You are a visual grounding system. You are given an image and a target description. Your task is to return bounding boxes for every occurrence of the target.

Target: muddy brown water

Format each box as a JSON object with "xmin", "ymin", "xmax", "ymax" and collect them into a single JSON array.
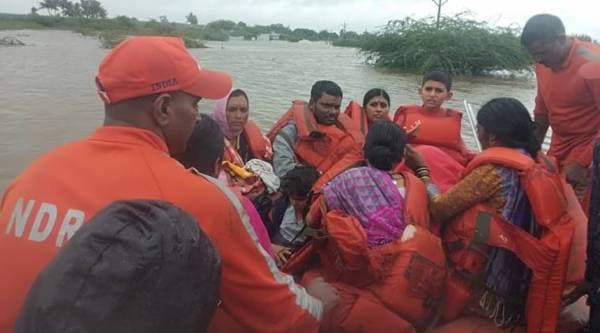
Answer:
[{"xmin": 0, "ymin": 30, "xmax": 537, "ymax": 191}]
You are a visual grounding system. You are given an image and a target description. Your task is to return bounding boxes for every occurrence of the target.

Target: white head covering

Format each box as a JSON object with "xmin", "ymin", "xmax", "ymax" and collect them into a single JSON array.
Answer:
[{"xmin": 244, "ymin": 159, "xmax": 280, "ymax": 194}]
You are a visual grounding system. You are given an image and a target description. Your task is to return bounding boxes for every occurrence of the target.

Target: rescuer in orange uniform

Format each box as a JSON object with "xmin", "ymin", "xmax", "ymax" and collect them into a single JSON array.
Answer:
[
  {"xmin": 522, "ymin": 14, "xmax": 600, "ymax": 207},
  {"xmin": 0, "ymin": 36, "xmax": 338, "ymax": 332}
]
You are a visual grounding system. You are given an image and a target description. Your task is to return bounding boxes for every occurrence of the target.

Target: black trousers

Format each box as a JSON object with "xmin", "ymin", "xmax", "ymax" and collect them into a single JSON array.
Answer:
[{"xmin": 587, "ymin": 287, "xmax": 600, "ymax": 332}]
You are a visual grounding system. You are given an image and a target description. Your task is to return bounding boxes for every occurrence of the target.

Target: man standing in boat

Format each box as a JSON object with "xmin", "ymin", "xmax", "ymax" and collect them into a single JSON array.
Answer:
[
  {"xmin": 267, "ymin": 80, "xmax": 364, "ymax": 179},
  {"xmin": 576, "ymin": 59, "xmax": 600, "ymax": 332},
  {"xmin": 521, "ymin": 14, "xmax": 600, "ymax": 206}
]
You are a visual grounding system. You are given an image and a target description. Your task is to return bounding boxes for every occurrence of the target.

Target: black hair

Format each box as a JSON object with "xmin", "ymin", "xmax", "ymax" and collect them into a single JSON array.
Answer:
[
  {"xmin": 363, "ymin": 121, "xmax": 407, "ymax": 171},
  {"xmin": 280, "ymin": 166, "xmax": 320, "ymax": 197},
  {"xmin": 228, "ymin": 89, "xmax": 249, "ymax": 106},
  {"xmin": 422, "ymin": 71, "xmax": 452, "ymax": 91},
  {"xmin": 521, "ymin": 14, "xmax": 566, "ymax": 47},
  {"xmin": 15, "ymin": 200, "xmax": 221, "ymax": 333},
  {"xmin": 310, "ymin": 80, "xmax": 343, "ymax": 102},
  {"xmin": 362, "ymin": 88, "xmax": 391, "ymax": 109},
  {"xmin": 176, "ymin": 114, "xmax": 224, "ymax": 176},
  {"xmin": 477, "ymin": 97, "xmax": 540, "ymax": 157}
]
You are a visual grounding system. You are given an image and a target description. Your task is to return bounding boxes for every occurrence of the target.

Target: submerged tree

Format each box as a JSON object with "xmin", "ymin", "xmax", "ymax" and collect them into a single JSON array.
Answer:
[
  {"xmin": 573, "ymin": 33, "xmax": 600, "ymax": 44},
  {"xmin": 186, "ymin": 12, "xmax": 198, "ymax": 25},
  {"xmin": 39, "ymin": 0, "xmax": 60, "ymax": 16},
  {"xmin": 205, "ymin": 20, "xmax": 237, "ymax": 31},
  {"xmin": 58, "ymin": 0, "xmax": 82, "ymax": 17},
  {"xmin": 431, "ymin": 0, "xmax": 448, "ymax": 29},
  {"xmin": 80, "ymin": 0, "xmax": 107, "ymax": 19},
  {"xmin": 38, "ymin": 0, "xmax": 106, "ymax": 18},
  {"xmin": 361, "ymin": 14, "xmax": 532, "ymax": 76}
]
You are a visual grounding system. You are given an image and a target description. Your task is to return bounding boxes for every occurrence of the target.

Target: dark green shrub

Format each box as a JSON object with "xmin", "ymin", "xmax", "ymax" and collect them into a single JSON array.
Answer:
[{"xmin": 360, "ymin": 14, "xmax": 532, "ymax": 75}]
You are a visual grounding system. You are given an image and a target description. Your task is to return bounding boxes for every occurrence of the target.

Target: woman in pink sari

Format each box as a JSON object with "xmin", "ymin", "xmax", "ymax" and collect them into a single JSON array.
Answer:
[
  {"xmin": 321, "ymin": 121, "xmax": 410, "ymax": 247},
  {"xmin": 212, "ymin": 88, "xmax": 272, "ymax": 166}
]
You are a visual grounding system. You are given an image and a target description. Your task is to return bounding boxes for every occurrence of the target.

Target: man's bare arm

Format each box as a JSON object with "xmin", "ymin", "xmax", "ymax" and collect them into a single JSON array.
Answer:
[{"xmin": 534, "ymin": 113, "xmax": 550, "ymax": 145}]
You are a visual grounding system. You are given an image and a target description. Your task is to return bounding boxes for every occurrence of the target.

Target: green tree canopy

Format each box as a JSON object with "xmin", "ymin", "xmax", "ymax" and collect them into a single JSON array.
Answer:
[
  {"xmin": 206, "ymin": 19, "xmax": 236, "ymax": 31},
  {"xmin": 318, "ymin": 30, "xmax": 338, "ymax": 41},
  {"xmin": 290, "ymin": 28, "xmax": 319, "ymax": 41},
  {"xmin": 80, "ymin": 0, "xmax": 106, "ymax": 19},
  {"xmin": 39, "ymin": 0, "xmax": 60, "ymax": 16},
  {"xmin": 58, "ymin": 0, "xmax": 81, "ymax": 17},
  {"xmin": 360, "ymin": 14, "xmax": 531, "ymax": 75},
  {"xmin": 186, "ymin": 12, "xmax": 198, "ymax": 25},
  {"xmin": 269, "ymin": 23, "xmax": 290, "ymax": 34},
  {"xmin": 114, "ymin": 15, "xmax": 135, "ymax": 28}
]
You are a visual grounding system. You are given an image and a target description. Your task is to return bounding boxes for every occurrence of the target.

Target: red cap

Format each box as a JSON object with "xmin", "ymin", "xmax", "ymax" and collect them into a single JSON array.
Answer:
[
  {"xmin": 579, "ymin": 60, "xmax": 600, "ymax": 80},
  {"xmin": 96, "ymin": 36, "xmax": 232, "ymax": 104}
]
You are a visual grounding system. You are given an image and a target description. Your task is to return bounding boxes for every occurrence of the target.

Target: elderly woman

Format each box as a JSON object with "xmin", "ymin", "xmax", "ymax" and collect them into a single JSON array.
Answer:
[
  {"xmin": 292, "ymin": 121, "xmax": 442, "ymax": 332},
  {"xmin": 320, "ymin": 120, "xmax": 410, "ymax": 246},
  {"xmin": 212, "ymin": 88, "xmax": 272, "ymax": 166}
]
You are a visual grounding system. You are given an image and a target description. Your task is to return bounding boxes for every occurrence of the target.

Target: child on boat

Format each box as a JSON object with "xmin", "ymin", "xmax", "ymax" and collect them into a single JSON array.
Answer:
[
  {"xmin": 271, "ymin": 165, "xmax": 320, "ymax": 266},
  {"xmin": 394, "ymin": 71, "xmax": 475, "ymax": 166}
]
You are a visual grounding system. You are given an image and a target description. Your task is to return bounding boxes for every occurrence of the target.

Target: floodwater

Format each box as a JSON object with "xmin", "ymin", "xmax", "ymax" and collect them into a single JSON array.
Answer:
[{"xmin": 0, "ymin": 30, "xmax": 537, "ymax": 191}]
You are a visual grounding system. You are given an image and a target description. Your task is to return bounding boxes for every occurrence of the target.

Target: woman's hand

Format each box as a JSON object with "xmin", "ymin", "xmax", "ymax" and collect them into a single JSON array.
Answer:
[
  {"xmin": 305, "ymin": 277, "xmax": 340, "ymax": 312},
  {"xmin": 404, "ymin": 120, "xmax": 421, "ymax": 138},
  {"xmin": 404, "ymin": 145, "xmax": 427, "ymax": 172}
]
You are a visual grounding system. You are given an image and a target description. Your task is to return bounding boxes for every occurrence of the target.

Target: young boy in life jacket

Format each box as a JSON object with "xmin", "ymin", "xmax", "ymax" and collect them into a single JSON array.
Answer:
[
  {"xmin": 394, "ymin": 71, "xmax": 475, "ymax": 167},
  {"xmin": 271, "ymin": 166, "xmax": 320, "ymax": 267}
]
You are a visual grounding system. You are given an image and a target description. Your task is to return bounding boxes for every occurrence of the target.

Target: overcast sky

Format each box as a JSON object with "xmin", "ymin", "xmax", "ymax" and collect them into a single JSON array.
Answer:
[{"xmin": 4, "ymin": 0, "xmax": 600, "ymax": 38}]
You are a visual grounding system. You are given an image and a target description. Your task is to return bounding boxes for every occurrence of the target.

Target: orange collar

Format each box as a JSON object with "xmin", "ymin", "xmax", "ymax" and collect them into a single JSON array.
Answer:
[
  {"xmin": 89, "ymin": 126, "xmax": 169, "ymax": 154},
  {"xmin": 419, "ymin": 105, "xmax": 447, "ymax": 115}
]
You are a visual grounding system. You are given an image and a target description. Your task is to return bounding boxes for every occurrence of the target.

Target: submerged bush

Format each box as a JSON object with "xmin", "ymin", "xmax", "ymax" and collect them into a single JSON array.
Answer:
[
  {"xmin": 361, "ymin": 14, "xmax": 532, "ymax": 76},
  {"xmin": 332, "ymin": 31, "xmax": 373, "ymax": 48},
  {"xmin": 98, "ymin": 31, "xmax": 126, "ymax": 48},
  {"xmin": 182, "ymin": 36, "xmax": 206, "ymax": 48}
]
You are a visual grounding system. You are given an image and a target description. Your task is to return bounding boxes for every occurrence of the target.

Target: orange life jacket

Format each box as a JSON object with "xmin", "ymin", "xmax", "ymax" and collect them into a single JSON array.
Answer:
[
  {"xmin": 394, "ymin": 105, "xmax": 463, "ymax": 148},
  {"xmin": 223, "ymin": 120, "xmax": 271, "ymax": 165},
  {"xmin": 243, "ymin": 120, "xmax": 271, "ymax": 160},
  {"xmin": 286, "ymin": 172, "xmax": 445, "ymax": 330},
  {"xmin": 442, "ymin": 147, "xmax": 575, "ymax": 333},
  {"xmin": 344, "ymin": 100, "xmax": 392, "ymax": 135},
  {"xmin": 267, "ymin": 100, "xmax": 364, "ymax": 173},
  {"xmin": 310, "ymin": 155, "xmax": 364, "ymax": 192},
  {"xmin": 344, "ymin": 100, "xmax": 369, "ymax": 135}
]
